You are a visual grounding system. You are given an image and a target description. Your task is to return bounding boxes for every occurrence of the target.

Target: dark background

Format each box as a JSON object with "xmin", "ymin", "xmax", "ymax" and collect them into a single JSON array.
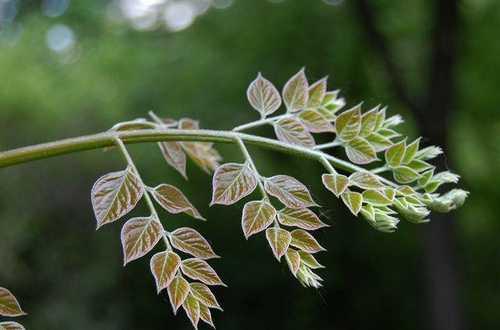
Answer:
[{"xmin": 0, "ymin": 0, "xmax": 499, "ymax": 329}]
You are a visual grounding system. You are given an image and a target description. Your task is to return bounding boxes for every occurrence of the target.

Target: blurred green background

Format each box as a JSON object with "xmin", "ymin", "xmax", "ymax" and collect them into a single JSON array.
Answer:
[{"xmin": 0, "ymin": 0, "xmax": 499, "ymax": 329}]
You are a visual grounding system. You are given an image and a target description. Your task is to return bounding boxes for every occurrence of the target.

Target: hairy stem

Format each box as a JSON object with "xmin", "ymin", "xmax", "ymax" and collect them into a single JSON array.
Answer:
[
  {"xmin": 235, "ymin": 138, "xmax": 268, "ymax": 200},
  {"xmin": 0, "ymin": 128, "xmax": 398, "ymax": 188},
  {"xmin": 314, "ymin": 140, "xmax": 342, "ymax": 150},
  {"xmin": 232, "ymin": 114, "xmax": 291, "ymax": 132},
  {"xmin": 114, "ymin": 137, "xmax": 170, "ymax": 248}
]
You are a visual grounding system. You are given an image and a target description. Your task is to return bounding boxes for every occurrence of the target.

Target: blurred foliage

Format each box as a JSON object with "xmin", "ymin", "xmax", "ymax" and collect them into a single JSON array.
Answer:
[{"xmin": 0, "ymin": 0, "xmax": 499, "ymax": 329}]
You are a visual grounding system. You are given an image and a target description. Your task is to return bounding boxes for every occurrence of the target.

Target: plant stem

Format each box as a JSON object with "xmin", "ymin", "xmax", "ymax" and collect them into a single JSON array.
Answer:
[
  {"xmin": 235, "ymin": 137, "xmax": 268, "ymax": 200},
  {"xmin": 114, "ymin": 137, "xmax": 170, "ymax": 248},
  {"xmin": 0, "ymin": 128, "xmax": 398, "ymax": 188},
  {"xmin": 319, "ymin": 156, "xmax": 337, "ymax": 174},
  {"xmin": 371, "ymin": 165, "xmax": 390, "ymax": 174},
  {"xmin": 232, "ymin": 114, "xmax": 291, "ymax": 132},
  {"xmin": 314, "ymin": 140, "xmax": 342, "ymax": 150}
]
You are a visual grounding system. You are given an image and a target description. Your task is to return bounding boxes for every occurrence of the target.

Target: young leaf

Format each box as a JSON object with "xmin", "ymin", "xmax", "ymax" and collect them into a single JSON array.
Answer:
[
  {"xmin": 322, "ymin": 173, "xmax": 349, "ymax": 197},
  {"xmin": 335, "ymin": 104, "xmax": 361, "ymax": 141},
  {"xmin": 168, "ymin": 276, "xmax": 190, "ymax": 315},
  {"xmin": 341, "ymin": 190, "xmax": 363, "ymax": 215},
  {"xmin": 265, "ymin": 228, "xmax": 292, "ymax": 261},
  {"xmin": 362, "ymin": 190, "xmax": 393, "ymax": 206},
  {"xmin": 0, "ymin": 288, "xmax": 25, "ymax": 317},
  {"xmin": 178, "ymin": 118, "xmax": 222, "ymax": 174},
  {"xmin": 274, "ymin": 117, "xmax": 315, "ymax": 147},
  {"xmin": 282, "ymin": 68, "xmax": 308, "ymax": 112},
  {"xmin": 190, "ymin": 283, "xmax": 222, "ymax": 310},
  {"xmin": 277, "ymin": 208, "xmax": 328, "ymax": 230},
  {"xmin": 150, "ymin": 251, "xmax": 182, "ymax": 293},
  {"xmin": 92, "ymin": 166, "xmax": 144, "ymax": 229},
  {"xmin": 150, "ymin": 184, "xmax": 205, "ymax": 220},
  {"xmin": 199, "ymin": 304, "xmax": 215, "ymax": 329},
  {"xmin": 170, "ymin": 227, "xmax": 219, "ymax": 260},
  {"xmin": 181, "ymin": 259, "xmax": 225, "ymax": 286},
  {"xmin": 360, "ymin": 107, "xmax": 379, "ymax": 137},
  {"xmin": 121, "ymin": 217, "xmax": 163, "ymax": 265},
  {"xmin": 290, "ymin": 229, "xmax": 326, "ymax": 253},
  {"xmin": 0, "ymin": 321, "xmax": 25, "ymax": 330},
  {"xmin": 416, "ymin": 146, "xmax": 442, "ymax": 160},
  {"xmin": 285, "ymin": 249, "xmax": 301, "ymax": 276},
  {"xmin": 345, "ymin": 136, "xmax": 378, "ymax": 164},
  {"xmin": 247, "ymin": 73, "xmax": 282, "ymax": 117},
  {"xmin": 241, "ymin": 201, "xmax": 276, "ymax": 239},
  {"xmin": 402, "ymin": 138, "xmax": 421, "ymax": 164},
  {"xmin": 393, "ymin": 166, "xmax": 420, "ymax": 184},
  {"xmin": 385, "ymin": 140, "xmax": 406, "ymax": 168},
  {"xmin": 158, "ymin": 141, "xmax": 187, "ymax": 179},
  {"xmin": 210, "ymin": 163, "xmax": 258, "ymax": 206},
  {"xmin": 366, "ymin": 133, "xmax": 393, "ymax": 152},
  {"xmin": 306, "ymin": 78, "xmax": 327, "ymax": 109},
  {"xmin": 298, "ymin": 110, "xmax": 334, "ymax": 133},
  {"xmin": 182, "ymin": 294, "xmax": 200, "ymax": 329},
  {"xmin": 349, "ymin": 172, "xmax": 383, "ymax": 190},
  {"xmin": 264, "ymin": 175, "xmax": 318, "ymax": 209},
  {"xmin": 298, "ymin": 251, "xmax": 324, "ymax": 269},
  {"xmin": 182, "ymin": 142, "xmax": 221, "ymax": 174}
]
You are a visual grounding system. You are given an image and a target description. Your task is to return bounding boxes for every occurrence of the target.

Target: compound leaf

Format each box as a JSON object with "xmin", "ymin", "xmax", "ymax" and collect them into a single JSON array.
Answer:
[
  {"xmin": 190, "ymin": 283, "xmax": 222, "ymax": 310},
  {"xmin": 322, "ymin": 174, "xmax": 349, "ymax": 197},
  {"xmin": 298, "ymin": 251, "xmax": 324, "ymax": 269},
  {"xmin": 274, "ymin": 117, "xmax": 315, "ymax": 147},
  {"xmin": 277, "ymin": 207, "xmax": 328, "ymax": 230},
  {"xmin": 0, "ymin": 288, "xmax": 25, "ymax": 317},
  {"xmin": 335, "ymin": 104, "xmax": 361, "ymax": 141},
  {"xmin": 264, "ymin": 175, "xmax": 317, "ymax": 209},
  {"xmin": 282, "ymin": 68, "xmax": 308, "ymax": 112},
  {"xmin": 151, "ymin": 184, "xmax": 205, "ymax": 220},
  {"xmin": 349, "ymin": 172, "xmax": 384, "ymax": 190},
  {"xmin": 182, "ymin": 294, "xmax": 200, "ymax": 329},
  {"xmin": 158, "ymin": 141, "xmax": 187, "ymax": 179},
  {"xmin": 393, "ymin": 166, "xmax": 420, "ymax": 184},
  {"xmin": 181, "ymin": 259, "xmax": 225, "ymax": 286},
  {"xmin": 199, "ymin": 304, "xmax": 215, "ymax": 328},
  {"xmin": 306, "ymin": 78, "xmax": 327, "ymax": 109},
  {"xmin": 265, "ymin": 228, "xmax": 292, "ymax": 261},
  {"xmin": 211, "ymin": 163, "xmax": 258, "ymax": 206},
  {"xmin": 290, "ymin": 229, "xmax": 326, "ymax": 254},
  {"xmin": 168, "ymin": 276, "xmax": 190, "ymax": 315},
  {"xmin": 341, "ymin": 190, "xmax": 363, "ymax": 216},
  {"xmin": 285, "ymin": 249, "xmax": 301, "ymax": 276},
  {"xmin": 385, "ymin": 140, "xmax": 406, "ymax": 168},
  {"xmin": 121, "ymin": 217, "xmax": 163, "ymax": 265},
  {"xmin": 298, "ymin": 109, "xmax": 334, "ymax": 133},
  {"xmin": 247, "ymin": 73, "xmax": 282, "ymax": 117},
  {"xmin": 241, "ymin": 201, "xmax": 276, "ymax": 239},
  {"xmin": 0, "ymin": 322, "xmax": 25, "ymax": 330},
  {"xmin": 362, "ymin": 190, "xmax": 393, "ymax": 206},
  {"xmin": 150, "ymin": 251, "xmax": 182, "ymax": 294},
  {"xmin": 92, "ymin": 166, "xmax": 144, "ymax": 229},
  {"xmin": 170, "ymin": 227, "xmax": 219, "ymax": 260},
  {"xmin": 345, "ymin": 136, "xmax": 378, "ymax": 164}
]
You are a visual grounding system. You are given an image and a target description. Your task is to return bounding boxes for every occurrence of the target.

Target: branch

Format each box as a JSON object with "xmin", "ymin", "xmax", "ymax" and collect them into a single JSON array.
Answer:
[
  {"xmin": 353, "ymin": 0, "xmax": 421, "ymax": 115},
  {"xmin": 0, "ymin": 128, "xmax": 398, "ymax": 188}
]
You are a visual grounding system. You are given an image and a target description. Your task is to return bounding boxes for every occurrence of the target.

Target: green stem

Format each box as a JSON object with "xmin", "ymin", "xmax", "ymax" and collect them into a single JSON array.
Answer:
[
  {"xmin": 232, "ymin": 114, "xmax": 291, "ymax": 132},
  {"xmin": 314, "ymin": 140, "xmax": 342, "ymax": 150},
  {"xmin": 320, "ymin": 156, "xmax": 337, "ymax": 174},
  {"xmin": 0, "ymin": 128, "xmax": 397, "ymax": 188},
  {"xmin": 114, "ymin": 137, "xmax": 170, "ymax": 249},
  {"xmin": 235, "ymin": 137, "xmax": 268, "ymax": 200}
]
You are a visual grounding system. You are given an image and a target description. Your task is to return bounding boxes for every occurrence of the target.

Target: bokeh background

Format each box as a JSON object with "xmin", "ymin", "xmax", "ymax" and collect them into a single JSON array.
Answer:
[{"xmin": 0, "ymin": 0, "xmax": 499, "ymax": 329}]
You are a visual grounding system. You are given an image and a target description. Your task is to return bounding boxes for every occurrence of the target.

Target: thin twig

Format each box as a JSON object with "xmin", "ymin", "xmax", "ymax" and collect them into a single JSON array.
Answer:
[
  {"xmin": 114, "ymin": 137, "xmax": 170, "ymax": 249},
  {"xmin": 232, "ymin": 114, "xmax": 291, "ymax": 132}
]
